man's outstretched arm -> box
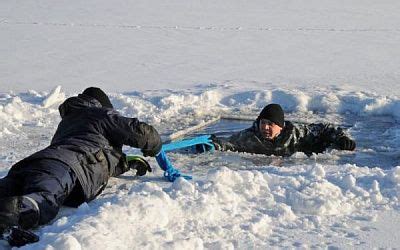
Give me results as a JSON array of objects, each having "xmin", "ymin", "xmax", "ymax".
[
  {"xmin": 303, "ymin": 123, "xmax": 356, "ymax": 151},
  {"xmin": 106, "ymin": 112, "xmax": 162, "ymax": 156}
]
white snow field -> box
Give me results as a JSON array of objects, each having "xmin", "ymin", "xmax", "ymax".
[
  {"xmin": 1, "ymin": 0, "xmax": 400, "ymax": 249},
  {"xmin": 1, "ymin": 85, "xmax": 400, "ymax": 249}
]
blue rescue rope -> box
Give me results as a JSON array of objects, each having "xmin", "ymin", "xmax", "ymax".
[{"xmin": 155, "ymin": 150, "xmax": 192, "ymax": 182}]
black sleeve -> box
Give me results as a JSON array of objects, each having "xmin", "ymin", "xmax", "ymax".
[
  {"xmin": 105, "ymin": 111, "xmax": 162, "ymax": 156},
  {"xmin": 296, "ymin": 123, "xmax": 351, "ymax": 152},
  {"xmin": 306, "ymin": 123, "xmax": 348, "ymax": 143}
]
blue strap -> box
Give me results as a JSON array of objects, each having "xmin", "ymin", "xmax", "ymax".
[
  {"xmin": 162, "ymin": 135, "xmax": 215, "ymax": 153},
  {"xmin": 155, "ymin": 150, "xmax": 192, "ymax": 182}
]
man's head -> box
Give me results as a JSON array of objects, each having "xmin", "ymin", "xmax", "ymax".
[
  {"xmin": 82, "ymin": 87, "xmax": 113, "ymax": 109},
  {"xmin": 257, "ymin": 104, "xmax": 284, "ymax": 140}
]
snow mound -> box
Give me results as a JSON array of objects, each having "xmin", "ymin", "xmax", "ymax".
[
  {"xmin": 2, "ymin": 85, "xmax": 400, "ymax": 138},
  {"xmin": 42, "ymin": 86, "xmax": 65, "ymax": 108},
  {"xmin": 23, "ymin": 163, "xmax": 399, "ymax": 249}
]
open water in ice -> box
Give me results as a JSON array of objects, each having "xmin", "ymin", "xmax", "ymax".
[{"xmin": 183, "ymin": 116, "xmax": 400, "ymax": 170}]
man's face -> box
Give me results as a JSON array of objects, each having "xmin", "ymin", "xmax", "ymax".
[{"xmin": 259, "ymin": 119, "xmax": 283, "ymax": 140}]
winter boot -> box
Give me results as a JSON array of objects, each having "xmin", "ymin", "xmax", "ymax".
[
  {"xmin": 0, "ymin": 197, "xmax": 20, "ymax": 234},
  {"xmin": 18, "ymin": 196, "xmax": 40, "ymax": 230},
  {"xmin": 6, "ymin": 227, "xmax": 39, "ymax": 247},
  {"xmin": 0, "ymin": 196, "xmax": 40, "ymax": 247}
]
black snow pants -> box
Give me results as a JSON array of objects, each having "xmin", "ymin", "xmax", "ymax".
[{"xmin": 0, "ymin": 159, "xmax": 83, "ymax": 228}]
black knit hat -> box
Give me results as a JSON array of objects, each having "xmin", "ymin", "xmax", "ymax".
[
  {"xmin": 82, "ymin": 87, "xmax": 113, "ymax": 108},
  {"xmin": 257, "ymin": 104, "xmax": 285, "ymax": 128}
]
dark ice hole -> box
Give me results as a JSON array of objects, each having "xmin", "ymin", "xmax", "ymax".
[{"xmin": 186, "ymin": 116, "xmax": 400, "ymax": 169}]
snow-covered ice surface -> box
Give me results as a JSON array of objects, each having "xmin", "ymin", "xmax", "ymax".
[
  {"xmin": 1, "ymin": 0, "xmax": 400, "ymax": 95},
  {"xmin": 1, "ymin": 0, "xmax": 400, "ymax": 249},
  {"xmin": 1, "ymin": 85, "xmax": 400, "ymax": 249}
]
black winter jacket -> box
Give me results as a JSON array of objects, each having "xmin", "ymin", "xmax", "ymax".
[{"xmin": 11, "ymin": 94, "xmax": 162, "ymax": 202}]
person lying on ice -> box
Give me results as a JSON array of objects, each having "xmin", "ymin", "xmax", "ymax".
[
  {"xmin": 0, "ymin": 87, "xmax": 162, "ymax": 247},
  {"xmin": 211, "ymin": 103, "xmax": 356, "ymax": 156}
]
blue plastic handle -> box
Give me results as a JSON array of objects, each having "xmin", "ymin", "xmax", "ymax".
[{"xmin": 162, "ymin": 135, "xmax": 215, "ymax": 153}]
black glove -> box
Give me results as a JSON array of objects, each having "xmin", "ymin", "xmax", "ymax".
[
  {"xmin": 336, "ymin": 136, "xmax": 356, "ymax": 151},
  {"xmin": 128, "ymin": 156, "xmax": 152, "ymax": 176},
  {"xmin": 209, "ymin": 134, "xmax": 222, "ymax": 151}
]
